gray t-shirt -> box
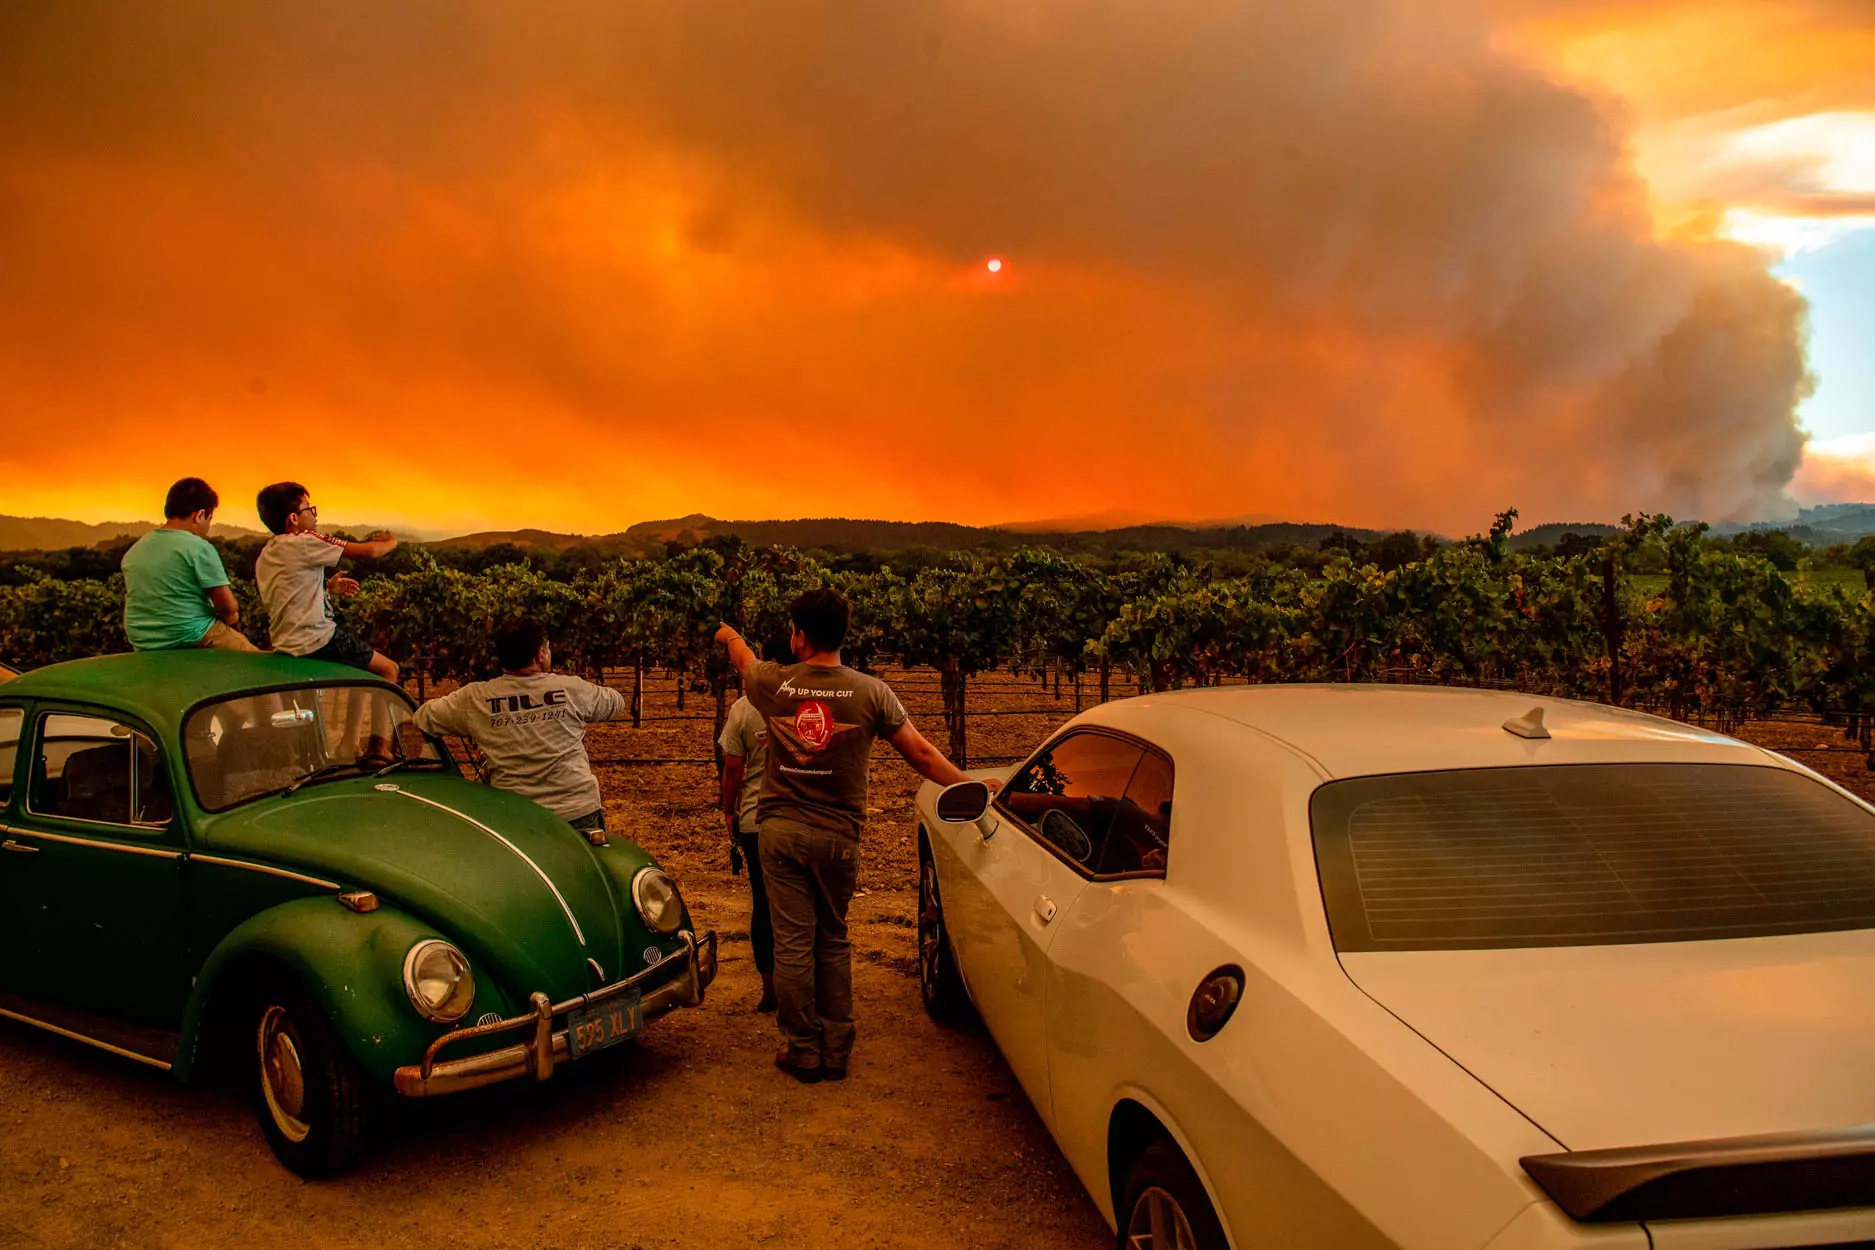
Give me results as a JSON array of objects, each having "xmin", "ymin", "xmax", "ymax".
[
  {"xmin": 716, "ymin": 696, "xmax": 768, "ymax": 835},
  {"xmin": 744, "ymin": 661, "xmax": 908, "ymax": 838},
  {"xmin": 413, "ymin": 672, "xmax": 626, "ymax": 820},
  {"xmin": 255, "ymin": 531, "xmax": 347, "ymax": 656}
]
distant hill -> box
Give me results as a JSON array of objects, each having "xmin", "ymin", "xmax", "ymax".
[
  {"xmin": 0, "ymin": 515, "xmax": 266, "ymax": 549},
  {"xmin": 428, "ymin": 527, "xmax": 630, "ymax": 552},
  {"xmin": 616, "ymin": 513, "xmax": 1391, "ymax": 555},
  {"xmin": 17, "ymin": 503, "xmax": 1875, "ymax": 561},
  {"xmin": 995, "ymin": 509, "xmax": 1287, "ymax": 533},
  {"xmin": 1790, "ymin": 505, "xmax": 1875, "ymax": 542},
  {"xmin": 0, "ymin": 514, "xmax": 436, "ymax": 552},
  {"xmin": 1508, "ymin": 505, "xmax": 1875, "ymax": 550},
  {"xmin": 1507, "ymin": 521, "xmax": 1623, "ymax": 551}
]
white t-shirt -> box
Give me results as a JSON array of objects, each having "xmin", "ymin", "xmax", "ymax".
[
  {"xmin": 716, "ymin": 696, "xmax": 768, "ymax": 835},
  {"xmin": 255, "ymin": 531, "xmax": 347, "ymax": 656},
  {"xmin": 413, "ymin": 672, "xmax": 627, "ymax": 820}
]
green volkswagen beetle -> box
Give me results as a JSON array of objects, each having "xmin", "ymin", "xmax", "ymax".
[{"xmin": 0, "ymin": 651, "xmax": 717, "ymax": 1177}]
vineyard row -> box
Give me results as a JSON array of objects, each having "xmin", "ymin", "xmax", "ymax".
[{"xmin": 6, "ymin": 511, "xmax": 1875, "ymax": 766}]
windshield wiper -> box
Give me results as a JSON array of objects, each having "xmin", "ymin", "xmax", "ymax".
[
  {"xmin": 281, "ymin": 762, "xmax": 368, "ymax": 796},
  {"xmin": 373, "ymin": 756, "xmax": 446, "ymax": 779}
]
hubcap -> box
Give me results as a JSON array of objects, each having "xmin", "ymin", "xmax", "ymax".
[
  {"xmin": 1127, "ymin": 1186, "xmax": 1198, "ymax": 1250},
  {"xmin": 918, "ymin": 858, "xmax": 942, "ymax": 998},
  {"xmin": 258, "ymin": 1005, "xmax": 312, "ymax": 1143}
]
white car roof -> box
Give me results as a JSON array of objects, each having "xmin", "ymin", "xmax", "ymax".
[{"xmin": 1077, "ymin": 683, "xmax": 1780, "ymax": 780}]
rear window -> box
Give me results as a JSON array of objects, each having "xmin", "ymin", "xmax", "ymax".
[{"xmin": 1311, "ymin": 764, "xmax": 1875, "ymax": 951}]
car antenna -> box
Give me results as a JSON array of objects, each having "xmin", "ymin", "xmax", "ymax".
[{"xmin": 1502, "ymin": 707, "xmax": 1551, "ymax": 740}]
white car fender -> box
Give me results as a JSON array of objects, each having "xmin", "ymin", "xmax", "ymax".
[{"xmin": 1104, "ymin": 1080, "xmax": 1239, "ymax": 1243}]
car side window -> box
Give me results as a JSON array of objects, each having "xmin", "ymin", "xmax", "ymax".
[
  {"xmin": 29, "ymin": 712, "xmax": 173, "ymax": 829},
  {"xmin": 1096, "ymin": 748, "xmax": 1175, "ymax": 876},
  {"xmin": 0, "ymin": 707, "xmax": 21, "ymax": 807},
  {"xmin": 1000, "ymin": 732, "xmax": 1145, "ymax": 872}
]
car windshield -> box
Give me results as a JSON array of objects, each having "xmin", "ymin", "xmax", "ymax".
[
  {"xmin": 185, "ymin": 685, "xmax": 445, "ymax": 812},
  {"xmin": 1310, "ymin": 763, "xmax": 1875, "ymax": 951}
]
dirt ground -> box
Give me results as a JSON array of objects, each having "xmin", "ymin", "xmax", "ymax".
[
  {"xmin": 3, "ymin": 669, "xmax": 1868, "ymax": 1250},
  {"xmin": 0, "ymin": 670, "xmax": 1115, "ymax": 1250}
]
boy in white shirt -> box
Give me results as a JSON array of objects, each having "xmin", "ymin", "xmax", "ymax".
[
  {"xmin": 254, "ymin": 481, "xmax": 400, "ymax": 682},
  {"xmin": 411, "ymin": 618, "xmax": 628, "ymax": 836}
]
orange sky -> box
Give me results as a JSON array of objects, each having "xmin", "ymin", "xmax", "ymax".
[{"xmin": 0, "ymin": 1, "xmax": 1867, "ymax": 535}]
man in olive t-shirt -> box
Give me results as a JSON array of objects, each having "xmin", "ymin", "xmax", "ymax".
[{"xmin": 716, "ymin": 589, "xmax": 978, "ymax": 1083}]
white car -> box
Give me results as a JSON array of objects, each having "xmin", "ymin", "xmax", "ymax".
[{"xmin": 915, "ymin": 685, "xmax": 1875, "ymax": 1250}]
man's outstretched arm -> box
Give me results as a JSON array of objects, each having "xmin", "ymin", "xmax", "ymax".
[
  {"xmin": 714, "ymin": 623, "xmax": 760, "ymax": 681},
  {"xmin": 888, "ymin": 720, "xmax": 997, "ymax": 790},
  {"xmin": 341, "ymin": 530, "xmax": 399, "ymax": 561}
]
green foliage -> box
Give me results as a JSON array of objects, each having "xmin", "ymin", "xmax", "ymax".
[
  {"xmin": 6, "ymin": 517, "xmax": 1874, "ymax": 763},
  {"xmin": 0, "ymin": 570, "xmax": 130, "ymax": 667}
]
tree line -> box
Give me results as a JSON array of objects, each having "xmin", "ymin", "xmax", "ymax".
[{"xmin": 5, "ymin": 512, "xmax": 1875, "ymax": 765}]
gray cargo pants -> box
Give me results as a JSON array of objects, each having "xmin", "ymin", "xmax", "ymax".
[{"xmin": 758, "ymin": 816, "xmax": 860, "ymax": 1072}]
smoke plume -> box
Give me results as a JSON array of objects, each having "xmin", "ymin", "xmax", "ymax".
[{"xmin": 0, "ymin": 1, "xmax": 1813, "ymax": 531}]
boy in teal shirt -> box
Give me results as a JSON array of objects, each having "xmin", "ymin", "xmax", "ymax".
[{"xmin": 121, "ymin": 478, "xmax": 258, "ymax": 652}]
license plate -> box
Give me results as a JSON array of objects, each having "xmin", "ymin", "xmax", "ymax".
[{"xmin": 566, "ymin": 991, "xmax": 642, "ymax": 1059}]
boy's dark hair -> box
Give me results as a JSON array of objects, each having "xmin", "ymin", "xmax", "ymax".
[
  {"xmin": 788, "ymin": 589, "xmax": 849, "ymax": 653},
  {"xmin": 495, "ymin": 617, "xmax": 549, "ymax": 671},
  {"xmin": 257, "ymin": 481, "xmax": 309, "ymax": 535},
  {"xmin": 164, "ymin": 477, "xmax": 219, "ymax": 520},
  {"xmin": 762, "ymin": 630, "xmax": 795, "ymax": 663}
]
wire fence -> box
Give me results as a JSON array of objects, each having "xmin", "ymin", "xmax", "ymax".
[{"xmin": 440, "ymin": 660, "xmax": 1875, "ymax": 780}]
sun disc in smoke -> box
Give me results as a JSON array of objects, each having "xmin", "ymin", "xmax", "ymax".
[{"xmin": 986, "ymin": 257, "xmax": 1003, "ymax": 273}]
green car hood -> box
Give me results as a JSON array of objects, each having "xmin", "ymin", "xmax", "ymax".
[{"xmin": 197, "ymin": 773, "xmax": 659, "ymax": 1003}]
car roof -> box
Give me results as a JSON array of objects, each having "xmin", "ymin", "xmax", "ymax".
[
  {"xmin": 0, "ymin": 651, "xmax": 395, "ymax": 731},
  {"xmin": 1079, "ymin": 683, "xmax": 1778, "ymax": 779}
]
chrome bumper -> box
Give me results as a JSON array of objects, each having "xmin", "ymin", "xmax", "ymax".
[{"xmin": 392, "ymin": 929, "xmax": 717, "ymax": 1098}]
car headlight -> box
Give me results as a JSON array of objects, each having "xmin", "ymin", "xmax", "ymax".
[
  {"xmin": 403, "ymin": 939, "xmax": 475, "ymax": 1023},
  {"xmin": 632, "ymin": 867, "xmax": 684, "ymax": 936}
]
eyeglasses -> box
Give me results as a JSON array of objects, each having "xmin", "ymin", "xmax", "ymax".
[{"xmin": 295, "ymin": 504, "xmax": 318, "ymax": 518}]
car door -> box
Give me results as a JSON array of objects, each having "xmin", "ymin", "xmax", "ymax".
[
  {"xmin": 6, "ymin": 707, "xmax": 189, "ymax": 1035},
  {"xmin": 954, "ymin": 731, "xmax": 1147, "ymax": 1126},
  {"xmin": 1039, "ymin": 743, "xmax": 1190, "ymax": 1203},
  {"xmin": 0, "ymin": 703, "xmax": 28, "ymax": 997}
]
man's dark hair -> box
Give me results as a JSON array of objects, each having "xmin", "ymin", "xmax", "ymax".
[
  {"xmin": 164, "ymin": 477, "xmax": 219, "ymax": 520},
  {"xmin": 788, "ymin": 589, "xmax": 849, "ymax": 653},
  {"xmin": 495, "ymin": 617, "xmax": 549, "ymax": 672},
  {"xmin": 762, "ymin": 630, "xmax": 795, "ymax": 663},
  {"xmin": 257, "ymin": 481, "xmax": 309, "ymax": 535}
]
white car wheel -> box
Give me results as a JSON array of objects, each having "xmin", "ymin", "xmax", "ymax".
[
  {"xmin": 1120, "ymin": 1140, "xmax": 1227, "ymax": 1250},
  {"xmin": 1127, "ymin": 1186, "xmax": 1198, "ymax": 1250},
  {"xmin": 917, "ymin": 843, "xmax": 973, "ymax": 1023}
]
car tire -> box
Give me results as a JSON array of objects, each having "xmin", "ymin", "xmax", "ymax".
[
  {"xmin": 251, "ymin": 982, "xmax": 372, "ymax": 1178},
  {"xmin": 1119, "ymin": 1139, "xmax": 1229, "ymax": 1250},
  {"xmin": 918, "ymin": 842, "xmax": 974, "ymax": 1024}
]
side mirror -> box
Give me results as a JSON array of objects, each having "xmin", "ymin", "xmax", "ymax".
[{"xmin": 935, "ymin": 780, "xmax": 991, "ymax": 824}]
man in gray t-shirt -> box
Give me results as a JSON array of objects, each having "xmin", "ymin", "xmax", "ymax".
[
  {"xmin": 716, "ymin": 589, "xmax": 978, "ymax": 1083},
  {"xmin": 413, "ymin": 618, "xmax": 626, "ymax": 835}
]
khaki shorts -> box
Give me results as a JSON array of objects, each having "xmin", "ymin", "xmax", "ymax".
[{"xmin": 200, "ymin": 621, "xmax": 262, "ymax": 653}]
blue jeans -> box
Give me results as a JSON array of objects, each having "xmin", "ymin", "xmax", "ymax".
[{"xmin": 758, "ymin": 817, "xmax": 859, "ymax": 1070}]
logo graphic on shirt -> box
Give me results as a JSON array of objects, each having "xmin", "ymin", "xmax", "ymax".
[
  {"xmin": 779, "ymin": 676, "xmax": 856, "ymax": 698},
  {"xmin": 793, "ymin": 700, "xmax": 834, "ymax": 750}
]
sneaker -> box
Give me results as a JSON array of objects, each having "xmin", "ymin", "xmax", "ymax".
[
  {"xmin": 775, "ymin": 1054, "xmax": 822, "ymax": 1085},
  {"xmin": 821, "ymin": 1065, "xmax": 847, "ymax": 1082}
]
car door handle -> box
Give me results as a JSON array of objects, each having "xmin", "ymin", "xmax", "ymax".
[
  {"xmin": 2, "ymin": 839, "xmax": 40, "ymax": 855},
  {"xmin": 1033, "ymin": 895, "xmax": 1057, "ymax": 925}
]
